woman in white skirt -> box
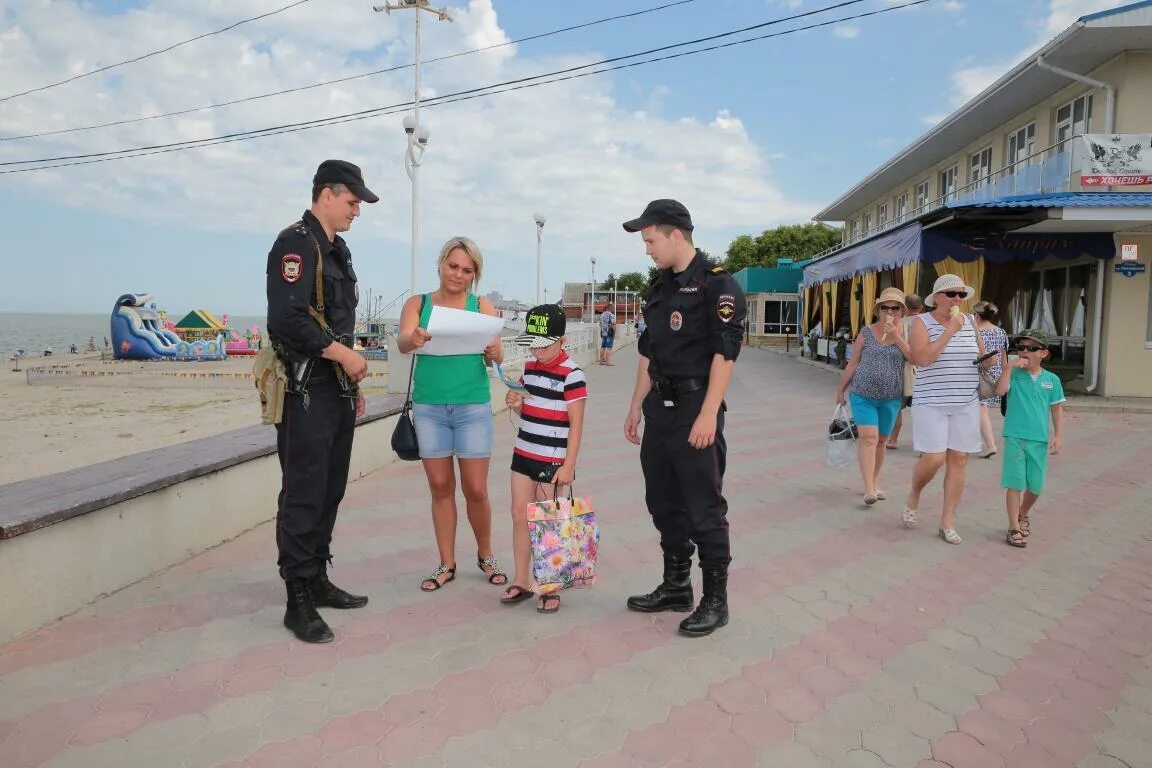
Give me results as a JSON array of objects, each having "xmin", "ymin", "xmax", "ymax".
[{"xmin": 902, "ymin": 274, "xmax": 997, "ymax": 544}]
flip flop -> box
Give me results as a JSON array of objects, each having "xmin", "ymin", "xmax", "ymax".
[
  {"xmin": 501, "ymin": 585, "xmax": 534, "ymax": 605},
  {"xmin": 537, "ymin": 594, "xmax": 561, "ymax": 614}
]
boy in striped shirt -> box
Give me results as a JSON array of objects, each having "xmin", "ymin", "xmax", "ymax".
[{"xmin": 502, "ymin": 304, "xmax": 588, "ymax": 613}]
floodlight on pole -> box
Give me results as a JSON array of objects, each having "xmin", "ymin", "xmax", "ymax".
[
  {"xmin": 374, "ymin": 0, "xmax": 452, "ymax": 299},
  {"xmin": 533, "ymin": 213, "xmax": 546, "ymax": 305},
  {"xmin": 589, "ymin": 256, "xmax": 597, "ymax": 324}
]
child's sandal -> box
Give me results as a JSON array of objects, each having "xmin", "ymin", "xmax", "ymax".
[
  {"xmin": 1019, "ymin": 513, "xmax": 1031, "ymax": 538},
  {"xmin": 1006, "ymin": 529, "xmax": 1027, "ymax": 548}
]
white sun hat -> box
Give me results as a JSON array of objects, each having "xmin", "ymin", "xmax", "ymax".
[{"xmin": 924, "ymin": 274, "xmax": 975, "ymax": 307}]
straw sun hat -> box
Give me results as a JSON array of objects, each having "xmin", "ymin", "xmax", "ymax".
[
  {"xmin": 923, "ymin": 274, "xmax": 975, "ymax": 307},
  {"xmin": 873, "ymin": 287, "xmax": 907, "ymax": 310}
]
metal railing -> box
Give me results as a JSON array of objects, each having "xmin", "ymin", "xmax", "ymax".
[{"xmin": 810, "ymin": 135, "xmax": 1095, "ymax": 264}]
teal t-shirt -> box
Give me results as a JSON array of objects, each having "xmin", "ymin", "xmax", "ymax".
[
  {"xmin": 1003, "ymin": 368, "xmax": 1065, "ymax": 442},
  {"xmin": 412, "ymin": 293, "xmax": 492, "ymax": 405}
]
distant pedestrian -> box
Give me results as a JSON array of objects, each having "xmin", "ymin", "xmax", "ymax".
[
  {"xmin": 973, "ymin": 300, "xmax": 1008, "ymax": 458},
  {"xmin": 599, "ymin": 307, "xmax": 616, "ymax": 365},
  {"xmin": 995, "ymin": 329, "xmax": 1065, "ymax": 548}
]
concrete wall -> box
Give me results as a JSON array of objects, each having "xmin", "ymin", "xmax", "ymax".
[
  {"xmin": 1099, "ymin": 234, "xmax": 1152, "ymax": 397},
  {"xmin": 0, "ymin": 333, "xmax": 613, "ymax": 645}
]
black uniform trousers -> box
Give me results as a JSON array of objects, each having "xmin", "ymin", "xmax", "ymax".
[
  {"xmin": 640, "ymin": 388, "xmax": 731, "ymax": 569},
  {"xmin": 275, "ymin": 373, "xmax": 355, "ymax": 581}
]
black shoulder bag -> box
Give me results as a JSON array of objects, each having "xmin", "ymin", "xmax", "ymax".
[{"xmin": 391, "ymin": 295, "xmax": 425, "ymax": 461}]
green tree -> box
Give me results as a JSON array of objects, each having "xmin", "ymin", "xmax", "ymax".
[
  {"xmin": 722, "ymin": 223, "xmax": 842, "ymax": 272},
  {"xmin": 614, "ymin": 271, "xmax": 648, "ymax": 294}
]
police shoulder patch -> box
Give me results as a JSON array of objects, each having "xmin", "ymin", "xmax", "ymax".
[
  {"xmin": 281, "ymin": 253, "xmax": 303, "ymax": 283},
  {"xmin": 717, "ymin": 294, "xmax": 736, "ymax": 323}
]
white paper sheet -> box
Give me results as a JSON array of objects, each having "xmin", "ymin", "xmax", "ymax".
[{"xmin": 416, "ymin": 305, "xmax": 504, "ymax": 356}]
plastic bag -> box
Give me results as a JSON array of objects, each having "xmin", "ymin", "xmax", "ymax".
[{"xmin": 826, "ymin": 403, "xmax": 857, "ymax": 469}]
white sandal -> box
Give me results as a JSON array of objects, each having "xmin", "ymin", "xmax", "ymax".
[
  {"xmin": 939, "ymin": 528, "xmax": 962, "ymax": 545},
  {"xmin": 864, "ymin": 493, "xmax": 879, "ymax": 506},
  {"xmin": 901, "ymin": 507, "xmax": 918, "ymax": 529},
  {"xmin": 875, "ymin": 490, "xmax": 887, "ymax": 501}
]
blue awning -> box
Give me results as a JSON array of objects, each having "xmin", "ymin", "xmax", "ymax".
[
  {"xmin": 801, "ymin": 223, "xmax": 921, "ymax": 287},
  {"xmin": 921, "ymin": 231, "xmax": 1115, "ymax": 263}
]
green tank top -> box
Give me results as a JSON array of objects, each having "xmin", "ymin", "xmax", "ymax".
[{"xmin": 412, "ymin": 293, "xmax": 492, "ymax": 405}]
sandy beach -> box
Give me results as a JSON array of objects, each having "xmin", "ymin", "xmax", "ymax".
[{"xmin": 0, "ymin": 353, "xmax": 392, "ymax": 486}]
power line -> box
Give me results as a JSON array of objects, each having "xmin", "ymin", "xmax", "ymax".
[
  {"xmin": 2, "ymin": 0, "xmax": 871, "ymax": 166},
  {"xmin": 1, "ymin": 0, "xmax": 932, "ymax": 175},
  {"xmin": 1, "ymin": 0, "xmax": 698, "ymax": 143},
  {"xmin": 0, "ymin": 0, "xmax": 314, "ymax": 104}
]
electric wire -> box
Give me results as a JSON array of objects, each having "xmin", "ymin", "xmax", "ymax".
[
  {"xmin": 1, "ymin": 0, "xmax": 698, "ymax": 142},
  {"xmin": 0, "ymin": 0, "xmax": 314, "ymax": 104},
  {"xmin": 0, "ymin": 0, "xmax": 931, "ymax": 175}
]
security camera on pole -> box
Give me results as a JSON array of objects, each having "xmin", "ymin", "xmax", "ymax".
[
  {"xmin": 375, "ymin": 0, "xmax": 450, "ymax": 392},
  {"xmin": 373, "ymin": 0, "xmax": 451, "ymax": 299}
]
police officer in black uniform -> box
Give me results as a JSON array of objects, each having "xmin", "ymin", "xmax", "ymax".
[
  {"xmin": 622, "ymin": 199, "xmax": 746, "ymax": 637},
  {"xmin": 266, "ymin": 159, "xmax": 378, "ymax": 643}
]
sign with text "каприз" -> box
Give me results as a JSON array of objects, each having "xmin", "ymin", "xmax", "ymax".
[{"xmin": 1079, "ymin": 134, "xmax": 1152, "ymax": 186}]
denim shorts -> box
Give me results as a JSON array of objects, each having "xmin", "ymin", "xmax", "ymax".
[{"xmin": 412, "ymin": 403, "xmax": 493, "ymax": 459}]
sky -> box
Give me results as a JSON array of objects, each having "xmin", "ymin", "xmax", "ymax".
[{"xmin": 0, "ymin": 0, "xmax": 1127, "ymax": 315}]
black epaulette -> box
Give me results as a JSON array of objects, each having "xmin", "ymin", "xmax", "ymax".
[{"xmin": 278, "ymin": 220, "xmax": 309, "ymax": 239}]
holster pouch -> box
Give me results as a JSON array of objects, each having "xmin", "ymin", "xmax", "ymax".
[
  {"xmin": 253, "ymin": 347, "xmax": 288, "ymax": 425},
  {"xmin": 652, "ymin": 377, "xmax": 679, "ymax": 410}
]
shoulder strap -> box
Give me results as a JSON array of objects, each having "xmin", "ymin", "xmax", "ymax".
[
  {"xmin": 300, "ymin": 229, "xmax": 331, "ymax": 334},
  {"xmin": 405, "ymin": 294, "xmax": 428, "ymax": 398}
]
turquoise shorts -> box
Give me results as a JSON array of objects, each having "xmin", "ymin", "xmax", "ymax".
[
  {"xmin": 849, "ymin": 392, "xmax": 902, "ymax": 437},
  {"xmin": 1001, "ymin": 435, "xmax": 1049, "ymax": 494}
]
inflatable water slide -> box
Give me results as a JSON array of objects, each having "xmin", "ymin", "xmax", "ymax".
[{"xmin": 111, "ymin": 294, "xmax": 182, "ymax": 359}]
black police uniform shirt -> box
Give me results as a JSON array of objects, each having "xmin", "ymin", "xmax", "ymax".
[
  {"xmin": 266, "ymin": 210, "xmax": 358, "ymax": 359},
  {"xmin": 638, "ymin": 250, "xmax": 747, "ymax": 380}
]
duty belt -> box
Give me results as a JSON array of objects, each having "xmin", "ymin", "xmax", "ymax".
[{"xmin": 652, "ymin": 376, "xmax": 709, "ymax": 395}]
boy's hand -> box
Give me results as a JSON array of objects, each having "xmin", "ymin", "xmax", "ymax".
[
  {"xmin": 553, "ymin": 463, "xmax": 576, "ymax": 487},
  {"xmin": 1013, "ymin": 357, "xmax": 1030, "ymax": 369},
  {"xmin": 1050, "ymin": 435, "xmax": 1062, "ymax": 455},
  {"xmin": 505, "ymin": 391, "xmax": 523, "ymax": 411}
]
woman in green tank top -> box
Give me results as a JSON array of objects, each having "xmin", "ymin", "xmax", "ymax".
[{"xmin": 397, "ymin": 237, "xmax": 509, "ymax": 592}]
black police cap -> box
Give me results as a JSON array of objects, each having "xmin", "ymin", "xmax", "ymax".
[
  {"xmin": 622, "ymin": 199, "xmax": 694, "ymax": 232},
  {"xmin": 313, "ymin": 159, "xmax": 379, "ymax": 204}
]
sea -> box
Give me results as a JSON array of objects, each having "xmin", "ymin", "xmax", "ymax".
[{"xmin": 1, "ymin": 312, "xmax": 266, "ymax": 357}]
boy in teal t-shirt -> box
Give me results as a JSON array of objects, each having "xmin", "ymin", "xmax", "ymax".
[{"xmin": 994, "ymin": 328, "xmax": 1065, "ymax": 548}]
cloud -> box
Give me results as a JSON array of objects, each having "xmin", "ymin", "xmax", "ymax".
[
  {"xmin": 832, "ymin": 25, "xmax": 860, "ymax": 39},
  {"xmin": 933, "ymin": 0, "xmax": 1121, "ymax": 115},
  {"xmin": 0, "ymin": 0, "xmax": 818, "ymax": 307}
]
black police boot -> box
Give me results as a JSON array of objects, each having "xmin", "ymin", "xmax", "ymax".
[
  {"xmin": 311, "ymin": 567, "xmax": 369, "ymax": 609},
  {"xmin": 626, "ymin": 553, "xmax": 694, "ymax": 613},
  {"xmin": 678, "ymin": 567, "xmax": 729, "ymax": 637},
  {"xmin": 284, "ymin": 578, "xmax": 334, "ymax": 643}
]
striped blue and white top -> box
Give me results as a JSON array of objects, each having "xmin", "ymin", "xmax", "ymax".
[{"xmin": 913, "ymin": 312, "xmax": 980, "ymax": 407}]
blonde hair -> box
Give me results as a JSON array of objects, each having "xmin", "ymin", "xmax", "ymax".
[{"xmin": 437, "ymin": 237, "xmax": 484, "ymax": 290}]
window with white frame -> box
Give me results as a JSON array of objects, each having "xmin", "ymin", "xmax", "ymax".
[
  {"xmin": 1006, "ymin": 122, "xmax": 1036, "ymax": 169},
  {"xmin": 914, "ymin": 181, "xmax": 930, "ymax": 211},
  {"xmin": 895, "ymin": 193, "xmax": 908, "ymax": 223},
  {"xmin": 938, "ymin": 165, "xmax": 959, "ymax": 202},
  {"xmin": 862, "ymin": 212, "xmax": 873, "ymax": 235},
  {"xmin": 969, "ymin": 146, "xmax": 992, "ymax": 186},
  {"xmin": 763, "ymin": 299, "xmax": 799, "ymax": 335},
  {"xmin": 849, "ymin": 219, "xmax": 860, "ymax": 241},
  {"xmin": 1055, "ymin": 94, "xmax": 1093, "ymax": 147},
  {"xmin": 877, "ymin": 203, "xmax": 888, "ymax": 228}
]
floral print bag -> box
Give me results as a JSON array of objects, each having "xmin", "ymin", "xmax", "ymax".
[{"xmin": 527, "ymin": 487, "xmax": 599, "ymax": 595}]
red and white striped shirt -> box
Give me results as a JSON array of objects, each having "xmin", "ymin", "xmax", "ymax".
[{"xmin": 513, "ymin": 350, "xmax": 588, "ymax": 463}]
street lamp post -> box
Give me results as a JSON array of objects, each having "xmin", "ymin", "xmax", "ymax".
[
  {"xmin": 589, "ymin": 256, "xmax": 597, "ymax": 324},
  {"xmin": 533, "ymin": 213, "xmax": 546, "ymax": 305},
  {"xmin": 374, "ymin": 0, "xmax": 452, "ymax": 298}
]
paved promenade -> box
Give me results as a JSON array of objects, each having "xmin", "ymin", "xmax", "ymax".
[{"xmin": 3, "ymin": 346, "xmax": 1152, "ymax": 768}]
